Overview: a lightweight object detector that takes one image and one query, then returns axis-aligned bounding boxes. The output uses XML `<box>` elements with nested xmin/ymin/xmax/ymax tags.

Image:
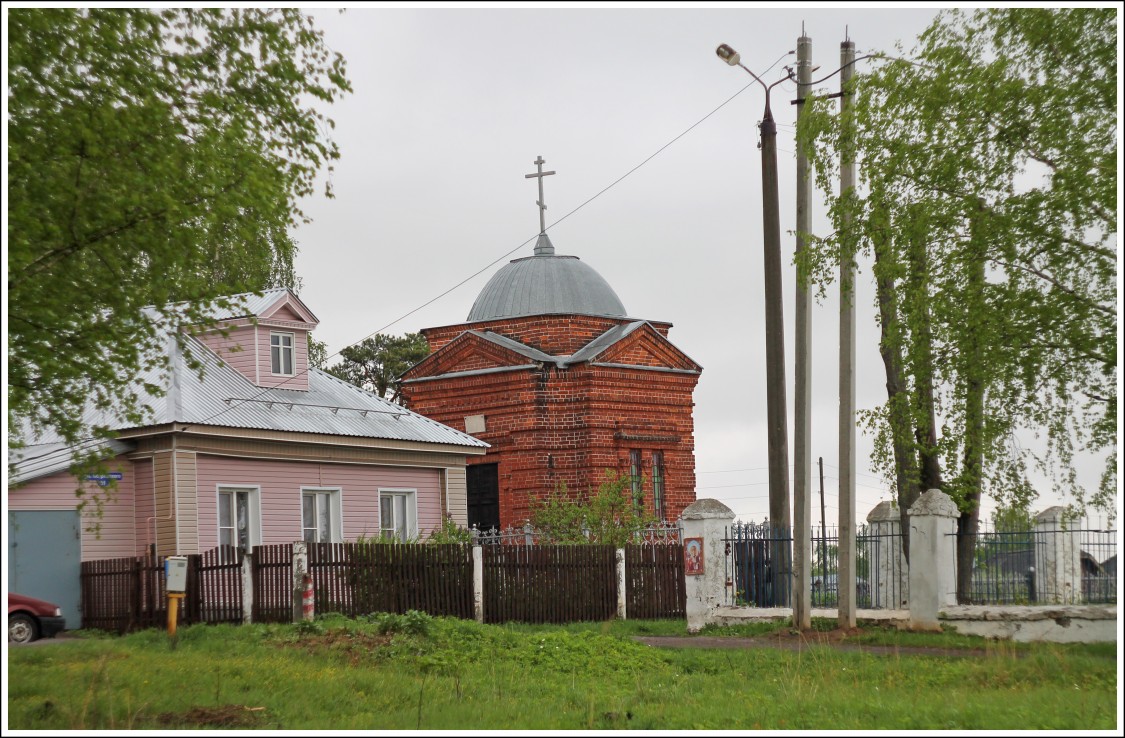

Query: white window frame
<box><xmin>300</xmin><ymin>487</ymin><xmax>343</xmax><ymax>544</ymax></box>
<box><xmin>216</xmin><ymin>486</ymin><xmax>262</xmax><ymax>551</ymax></box>
<box><xmin>270</xmin><ymin>331</ymin><xmax>295</xmax><ymax>376</ymax></box>
<box><xmin>379</xmin><ymin>488</ymin><xmax>418</xmax><ymax>542</ymax></box>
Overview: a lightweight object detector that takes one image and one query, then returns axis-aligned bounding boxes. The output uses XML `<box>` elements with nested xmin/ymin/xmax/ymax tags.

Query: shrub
<box><xmin>530</xmin><ymin>470</ymin><xmax>657</xmax><ymax>547</ymax></box>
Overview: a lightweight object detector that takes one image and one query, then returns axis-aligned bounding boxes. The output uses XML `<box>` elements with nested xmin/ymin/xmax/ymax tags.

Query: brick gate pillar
<box><xmin>683</xmin><ymin>499</ymin><xmax>735</xmax><ymax>633</ymax></box>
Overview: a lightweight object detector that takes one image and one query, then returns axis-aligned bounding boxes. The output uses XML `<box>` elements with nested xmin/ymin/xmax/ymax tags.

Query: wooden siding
<box><xmin>192</xmin><ymin>323</ymin><xmax>258</xmax><ymax>386</ymax></box>
<box><xmin>153</xmin><ymin>453</ymin><xmax>176</xmax><ymax>555</ymax></box>
<box><xmin>133</xmin><ymin>458</ymin><xmax>155</xmax><ymax>556</ymax></box>
<box><xmin>175</xmin><ymin>450</ymin><xmax>200</xmax><ymax>554</ymax></box>
<box><xmin>266</xmin><ymin>303</ymin><xmax>306</xmax><ymax>322</ymax></box>
<box><xmin>195</xmin><ymin>455</ymin><xmax>442</xmax><ymax>547</ymax></box>
<box><xmin>256</xmin><ymin>325</ymin><xmax>309</xmax><ymax>391</ymax></box>
<box><xmin>445</xmin><ymin>466</ymin><xmax>468</xmax><ymax>526</ymax></box>
<box><xmin>126</xmin><ymin>427</ymin><xmax>484</xmax><ymax>462</ymax></box>
<box><xmin>8</xmin><ymin>457</ymin><xmax>137</xmax><ymax>561</ymax></box>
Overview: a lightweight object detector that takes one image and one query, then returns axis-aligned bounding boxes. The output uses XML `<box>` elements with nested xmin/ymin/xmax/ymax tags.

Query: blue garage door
<box><xmin>8</xmin><ymin>510</ymin><xmax>82</xmax><ymax>630</ymax></box>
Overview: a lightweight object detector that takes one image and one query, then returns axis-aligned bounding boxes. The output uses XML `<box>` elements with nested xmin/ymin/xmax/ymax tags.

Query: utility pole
<box><xmin>818</xmin><ymin>456</ymin><xmax>826</xmax><ymax>540</ymax></box>
<box><xmin>818</xmin><ymin>455</ymin><xmax>826</xmax><ymax>585</ymax></box>
<box><xmin>838</xmin><ymin>37</ymin><xmax>858</xmax><ymax>630</ymax></box>
<box><xmin>792</xmin><ymin>29</ymin><xmax>813</xmax><ymax>629</ymax></box>
<box><xmin>714</xmin><ymin>42</ymin><xmax>792</xmax><ymax>609</ymax></box>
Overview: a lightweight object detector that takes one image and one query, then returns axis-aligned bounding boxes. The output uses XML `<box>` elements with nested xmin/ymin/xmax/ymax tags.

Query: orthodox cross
<box><xmin>524</xmin><ymin>155</ymin><xmax>556</xmax><ymax>235</ymax></box>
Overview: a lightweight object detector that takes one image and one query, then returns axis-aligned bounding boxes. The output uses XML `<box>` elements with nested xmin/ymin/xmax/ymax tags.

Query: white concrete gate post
<box><xmin>907</xmin><ymin>489</ymin><xmax>958</xmax><ymax>631</ymax></box>
<box><xmin>1035</xmin><ymin>506</ymin><xmax>1082</xmax><ymax>604</ymax></box>
<box><xmin>683</xmin><ymin>499</ymin><xmax>736</xmax><ymax>633</ymax></box>
<box><xmin>291</xmin><ymin>541</ymin><xmax>309</xmax><ymax>623</ymax></box>
<box><xmin>241</xmin><ymin>549</ymin><xmax>254</xmax><ymax>624</ymax></box>
<box><xmin>867</xmin><ymin>501</ymin><xmax>908</xmax><ymax>610</ymax></box>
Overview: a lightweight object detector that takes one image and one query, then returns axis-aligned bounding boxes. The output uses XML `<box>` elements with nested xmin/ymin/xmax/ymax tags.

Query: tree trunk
<box><xmin>905</xmin><ymin>213</ymin><xmax>943</xmax><ymax>493</ymax></box>
<box><xmin>956</xmin><ymin>201</ymin><xmax>989</xmax><ymax>604</ymax></box>
<box><xmin>870</xmin><ymin>211</ymin><xmax>922</xmax><ymax>563</ymax></box>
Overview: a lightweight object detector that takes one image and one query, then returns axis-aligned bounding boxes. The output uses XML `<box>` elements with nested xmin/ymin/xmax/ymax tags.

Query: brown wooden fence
<box><xmin>81</xmin><ymin>541</ymin><xmax>685</xmax><ymax>633</ymax></box>
<box><xmin>625</xmin><ymin>544</ymin><xmax>686</xmax><ymax>619</ymax></box>
<box><xmin>309</xmin><ymin>542</ymin><xmax>474</xmax><ymax>619</ymax></box>
<box><xmin>482</xmin><ymin>544</ymin><xmax>617</xmax><ymax>624</ymax></box>
<box><xmin>251</xmin><ymin>543</ymin><xmax>293</xmax><ymax>623</ymax></box>
<box><xmin>80</xmin><ymin>547</ymin><xmax>242</xmax><ymax>634</ymax></box>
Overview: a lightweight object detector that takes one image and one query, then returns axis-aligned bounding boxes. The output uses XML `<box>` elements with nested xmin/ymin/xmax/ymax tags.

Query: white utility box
<box><xmin>165</xmin><ymin>556</ymin><xmax>189</xmax><ymax>593</ymax></box>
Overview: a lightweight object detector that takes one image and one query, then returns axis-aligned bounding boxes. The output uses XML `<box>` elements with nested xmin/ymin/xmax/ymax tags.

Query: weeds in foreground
<box><xmin>7</xmin><ymin>616</ymin><xmax>1117</xmax><ymax>730</ymax></box>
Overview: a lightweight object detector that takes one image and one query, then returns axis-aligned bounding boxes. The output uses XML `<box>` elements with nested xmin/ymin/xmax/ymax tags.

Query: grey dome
<box><xmin>467</xmin><ymin>234</ymin><xmax>626</xmax><ymax>321</ymax></box>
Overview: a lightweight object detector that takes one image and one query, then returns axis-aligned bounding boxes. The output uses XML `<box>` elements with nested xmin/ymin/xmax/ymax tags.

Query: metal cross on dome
<box><xmin>524</xmin><ymin>155</ymin><xmax>555</xmax><ymax>235</ymax></box>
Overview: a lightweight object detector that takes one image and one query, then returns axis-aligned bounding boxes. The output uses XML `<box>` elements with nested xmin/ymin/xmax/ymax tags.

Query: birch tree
<box><xmin>9</xmin><ymin>9</ymin><xmax>351</xmax><ymax>460</ymax></box>
<box><xmin>798</xmin><ymin>8</ymin><xmax>1116</xmax><ymax>600</ymax></box>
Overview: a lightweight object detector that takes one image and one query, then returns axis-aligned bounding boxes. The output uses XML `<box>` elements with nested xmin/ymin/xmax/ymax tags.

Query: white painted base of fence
<box><xmin>940</xmin><ymin>604</ymin><xmax>1117</xmax><ymax>643</ymax></box>
<box><xmin>702</xmin><ymin>604</ymin><xmax>1116</xmax><ymax>643</ymax></box>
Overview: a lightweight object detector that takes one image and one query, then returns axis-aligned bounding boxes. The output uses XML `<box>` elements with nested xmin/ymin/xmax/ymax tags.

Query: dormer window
<box><xmin>271</xmin><ymin>332</ymin><xmax>294</xmax><ymax>375</ymax></box>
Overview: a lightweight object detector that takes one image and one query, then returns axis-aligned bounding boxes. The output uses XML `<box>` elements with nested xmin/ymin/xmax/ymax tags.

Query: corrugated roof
<box><xmin>565</xmin><ymin>321</ymin><xmax>646</xmax><ymax>365</ymax></box>
<box><xmin>9</xmin><ymin>439</ymin><xmax>135</xmax><ymax>486</ymax></box>
<box><xmin>14</xmin><ymin>302</ymin><xmax>487</xmax><ymax>458</ymax></box>
<box><xmin>472</xmin><ymin>331</ymin><xmax>557</xmax><ymax>363</ymax></box>
<box><xmin>410</xmin><ymin>320</ymin><xmax>699</xmax><ymax>380</ymax></box>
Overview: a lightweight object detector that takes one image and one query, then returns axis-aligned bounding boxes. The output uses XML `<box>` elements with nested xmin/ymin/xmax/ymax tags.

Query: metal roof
<box><xmin>407</xmin><ymin>321</ymin><xmax>700</xmax><ymax>381</ymax></box>
<box><xmin>466</xmin><ymin>235</ymin><xmax>627</xmax><ymax>321</ymax></box>
<box><xmin>9</xmin><ymin>439</ymin><xmax>135</xmax><ymax>486</ymax></box>
<box><xmin>15</xmin><ymin>325</ymin><xmax>487</xmax><ymax>455</ymax></box>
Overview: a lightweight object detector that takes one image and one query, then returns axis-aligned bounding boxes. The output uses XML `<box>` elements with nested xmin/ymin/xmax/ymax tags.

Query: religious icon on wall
<box><xmin>684</xmin><ymin>537</ymin><xmax>704</xmax><ymax>576</ymax></box>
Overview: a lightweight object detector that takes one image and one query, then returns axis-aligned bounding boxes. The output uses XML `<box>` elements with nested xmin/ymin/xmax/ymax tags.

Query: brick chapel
<box><xmin>400</xmin><ymin>160</ymin><xmax>702</xmax><ymax>530</ymax></box>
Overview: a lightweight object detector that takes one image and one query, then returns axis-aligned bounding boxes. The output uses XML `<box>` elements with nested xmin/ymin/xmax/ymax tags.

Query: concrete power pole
<box><xmin>760</xmin><ymin>67</ymin><xmax>792</xmax><ymax>608</ymax></box>
<box><xmin>792</xmin><ymin>30</ymin><xmax>813</xmax><ymax>629</ymax></box>
<box><xmin>838</xmin><ymin>38</ymin><xmax>858</xmax><ymax>629</ymax></box>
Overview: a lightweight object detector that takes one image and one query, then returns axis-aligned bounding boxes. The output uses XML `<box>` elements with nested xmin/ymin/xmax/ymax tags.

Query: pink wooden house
<box><xmin>8</xmin><ymin>288</ymin><xmax>487</xmax><ymax>625</ymax></box>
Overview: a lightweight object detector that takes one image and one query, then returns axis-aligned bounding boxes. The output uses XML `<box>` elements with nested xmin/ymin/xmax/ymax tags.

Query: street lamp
<box><xmin>716</xmin><ymin>43</ymin><xmax>792</xmax><ymax>608</ymax></box>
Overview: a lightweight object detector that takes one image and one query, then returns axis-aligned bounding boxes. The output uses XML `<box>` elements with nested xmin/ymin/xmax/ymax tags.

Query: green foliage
<box><xmin>308</xmin><ymin>338</ymin><xmax>329</xmax><ymax>370</ymax></box>
<box><xmin>425</xmin><ymin>515</ymin><xmax>473</xmax><ymax>544</ymax></box>
<box><xmin>325</xmin><ymin>333</ymin><xmax>430</xmax><ymax>402</ymax></box>
<box><xmin>529</xmin><ymin>470</ymin><xmax>657</xmax><ymax>547</ymax></box>
<box><xmin>5</xmin><ymin>617</ymin><xmax>1117</xmax><ymax>730</ymax></box>
<box><xmin>990</xmin><ymin>502</ymin><xmax>1035</xmax><ymax>532</ymax></box>
<box><xmin>354</xmin><ymin>531</ymin><xmax>419</xmax><ymax>545</ymax></box>
<box><xmin>7</xmin><ymin>8</ymin><xmax>351</xmax><ymax>480</ymax></box>
<box><xmin>362</xmin><ymin>610</ymin><xmax>433</xmax><ymax>637</ymax></box>
<box><xmin>797</xmin><ymin>8</ymin><xmax>1116</xmax><ymax>523</ymax></box>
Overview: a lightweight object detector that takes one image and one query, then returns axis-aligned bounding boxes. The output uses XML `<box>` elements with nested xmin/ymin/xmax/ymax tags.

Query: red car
<box><xmin>8</xmin><ymin>593</ymin><xmax>66</xmax><ymax>644</ymax></box>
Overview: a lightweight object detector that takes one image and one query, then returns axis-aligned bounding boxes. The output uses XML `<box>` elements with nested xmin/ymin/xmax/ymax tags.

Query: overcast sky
<box><xmin>289</xmin><ymin>4</ymin><xmax>1111</xmax><ymax>528</ymax></box>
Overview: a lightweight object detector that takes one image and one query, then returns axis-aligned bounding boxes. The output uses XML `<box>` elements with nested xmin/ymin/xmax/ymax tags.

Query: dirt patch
<box><xmin>277</xmin><ymin>629</ymin><xmax>393</xmax><ymax>665</ymax></box>
<box><xmin>157</xmin><ymin>705</ymin><xmax>268</xmax><ymax>728</ymax></box>
<box><xmin>633</xmin><ymin>631</ymin><xmax>991</xmax><ymax>659</ymax></box>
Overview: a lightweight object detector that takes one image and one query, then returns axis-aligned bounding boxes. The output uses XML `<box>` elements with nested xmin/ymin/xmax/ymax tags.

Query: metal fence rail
<box><xmin>724</xmin><ymin>522</ymin><xmax>907</xmax><ymax>610</ymax></box>
<box><xmin>471</xmin><ymin>520</ymin><xmax>684</xmax><ymax>546</ymax></box>
<box><xmin>1081</xmin><ymin>529</ymin><xmax>1117</xmax><ymax>604</ymax></box>
<box><xmin>954</xmin><ymin>525</ymin><xmax>1117</xmax><ymax>606</ymax></box>
<box><xmin>725</xmin><ymin>521</ymin><xmax>792</xmax><ymax>607</ymax></box>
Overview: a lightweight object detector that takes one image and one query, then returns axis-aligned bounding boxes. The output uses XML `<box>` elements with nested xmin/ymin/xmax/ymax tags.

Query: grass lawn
<box><xmin>6</xmin><ymin>613</ymin><xmax>1118</xmax><ymax>730</ymax></box>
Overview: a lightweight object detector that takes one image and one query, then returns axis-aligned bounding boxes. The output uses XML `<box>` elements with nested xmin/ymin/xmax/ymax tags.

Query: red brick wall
<box><xmin>401</xmin><ymin>330</ymin><xmax>699</xmax><ymax>526</ymax></box>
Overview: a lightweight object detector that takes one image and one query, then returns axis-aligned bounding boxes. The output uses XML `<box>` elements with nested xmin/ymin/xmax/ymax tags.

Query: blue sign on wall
<box><xmin>85</xmin><ymin>471</ymin><xmax>124</xmax><ymax>487</ymax></box>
